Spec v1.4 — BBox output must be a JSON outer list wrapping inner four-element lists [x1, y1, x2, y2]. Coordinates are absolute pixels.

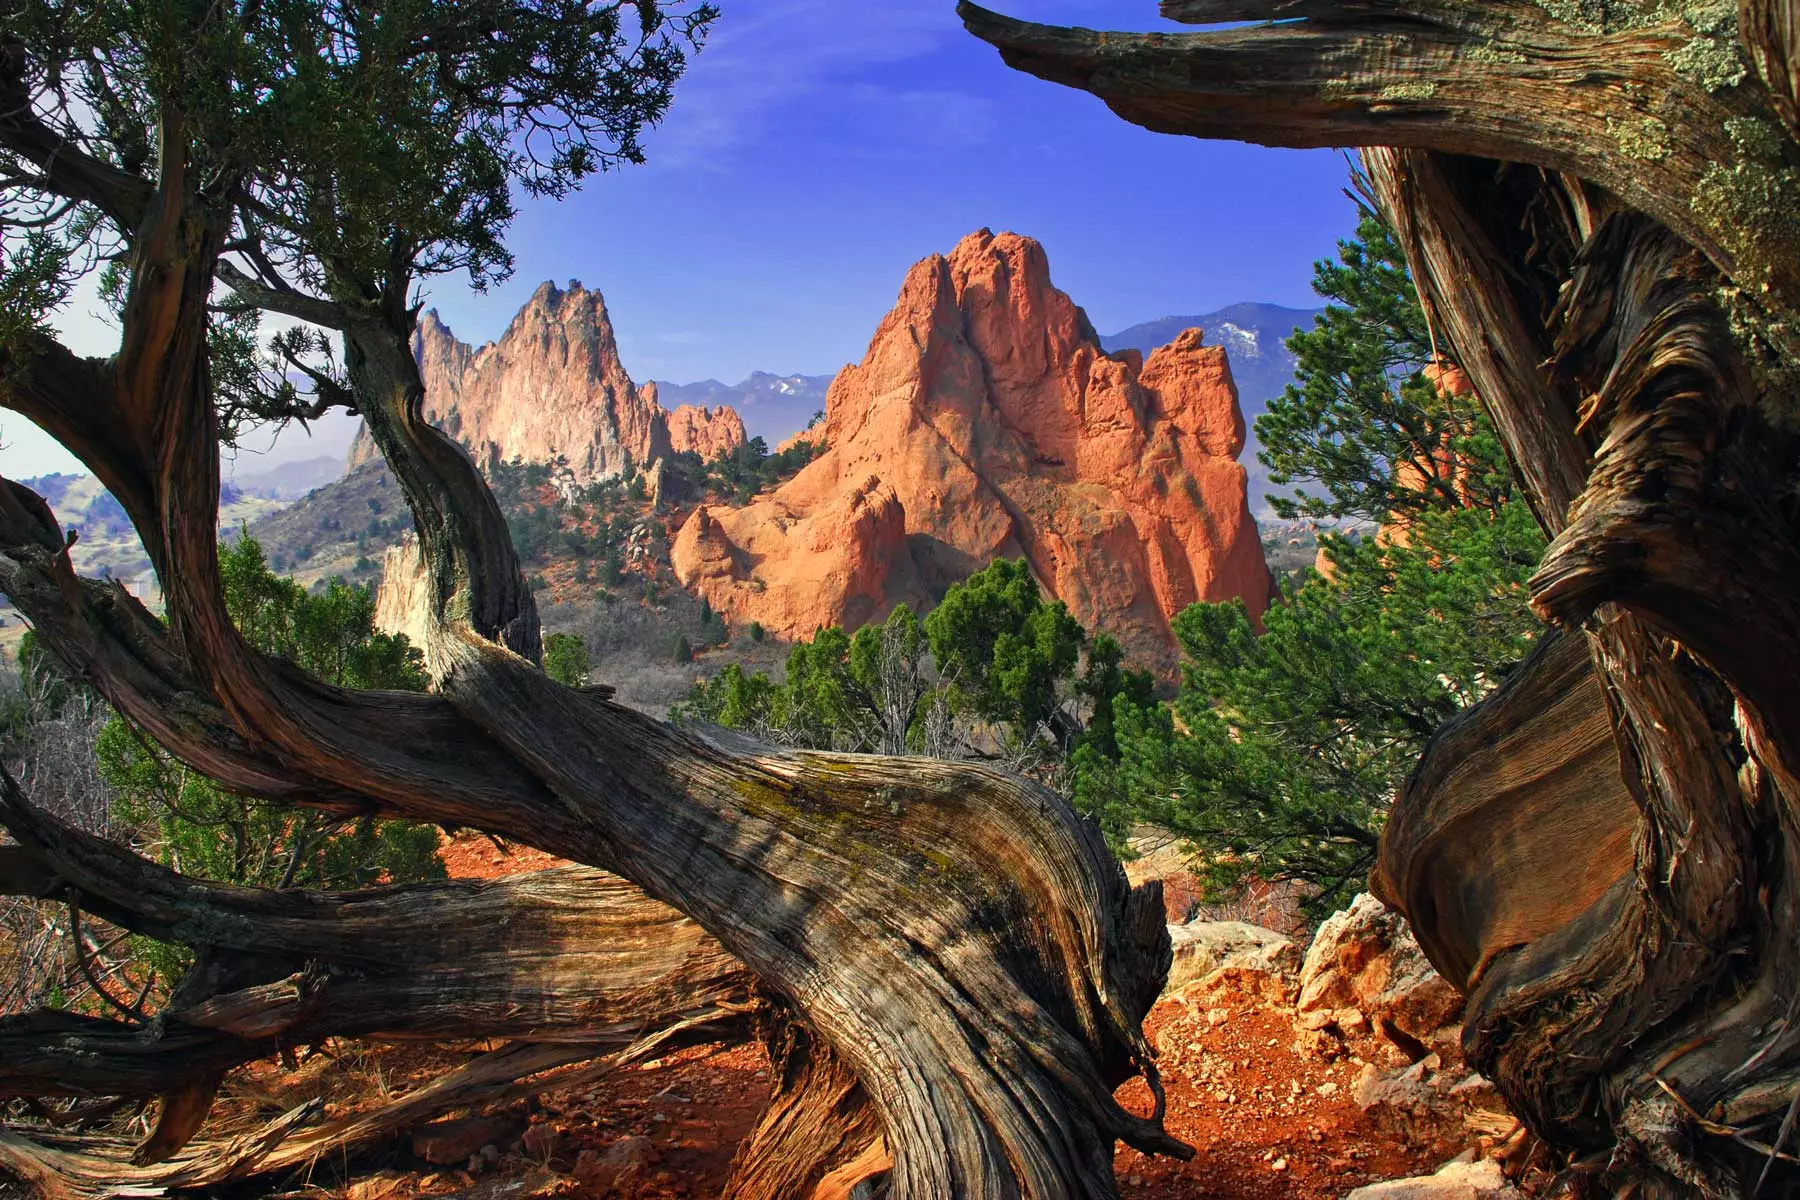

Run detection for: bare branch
[[215, 260, 348, 331], [0, 39, 153, 233], [956, 1, 1787, 301]]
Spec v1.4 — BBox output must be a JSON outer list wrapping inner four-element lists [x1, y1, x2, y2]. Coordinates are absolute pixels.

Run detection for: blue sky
[[18, 1, 1357, 479]]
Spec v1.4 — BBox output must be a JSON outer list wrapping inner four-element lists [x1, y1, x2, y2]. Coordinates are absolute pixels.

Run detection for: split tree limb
[[956, 0, 1800, 317]]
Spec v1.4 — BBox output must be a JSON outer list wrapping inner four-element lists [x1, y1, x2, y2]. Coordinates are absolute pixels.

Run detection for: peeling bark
[[958, 1, 1800, 1192], [3, 13, 1187, 1195]]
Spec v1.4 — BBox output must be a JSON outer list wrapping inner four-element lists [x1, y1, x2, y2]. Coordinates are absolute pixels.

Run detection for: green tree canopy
[[1076, 504, 1545, 909], [2, 0, 716, 437], [544, 631, 592, 687], [1073, 201, 1547, 911], [924, 558, 1085, 747], [99, 537, 441, 903], [677, 570, 1148, 770], [1255, 188, 1513, 526]]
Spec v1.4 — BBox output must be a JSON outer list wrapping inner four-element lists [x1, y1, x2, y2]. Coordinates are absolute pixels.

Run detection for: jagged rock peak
[[347, 281, 746, 481], [672, 229, 1271, 678]]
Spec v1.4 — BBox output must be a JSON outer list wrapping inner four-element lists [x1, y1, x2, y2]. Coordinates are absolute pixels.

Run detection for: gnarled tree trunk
[[959, 1, 1800, 1192], [0, 36, 1188, 1194]]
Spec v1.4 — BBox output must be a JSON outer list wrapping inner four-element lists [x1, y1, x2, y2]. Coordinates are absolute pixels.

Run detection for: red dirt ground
[[302, 835, 1460, 1199]]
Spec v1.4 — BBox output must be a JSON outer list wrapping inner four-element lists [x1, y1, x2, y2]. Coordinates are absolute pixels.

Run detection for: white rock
[[1344, 1157, 1522, 1200], [1163, 920, 1299, 996], [1296, 893, 1462, 1060]]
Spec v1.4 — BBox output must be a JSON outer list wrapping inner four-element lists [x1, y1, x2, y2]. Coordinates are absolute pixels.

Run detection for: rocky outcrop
[[775, 416, 826, 457], [372, 534, 431, 654], [347, 282, 745, 480], [1346, 1157, 1522, 1200], [1296, 893, 1464, 1064], [669, 230, 1271, 675], [1163, 921, 1299, 996], [657, 392, 748, 460], [671, 476, 908, 635]]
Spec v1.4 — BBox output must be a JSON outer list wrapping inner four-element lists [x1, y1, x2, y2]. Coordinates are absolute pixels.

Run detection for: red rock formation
[[672, 477, 907, 636], [346, 282, 745, 479], [670, 229, 1271, 676], [775, 417, 826, 457], [657, 392, 749, 460], [1380, 360, 1485, 550]]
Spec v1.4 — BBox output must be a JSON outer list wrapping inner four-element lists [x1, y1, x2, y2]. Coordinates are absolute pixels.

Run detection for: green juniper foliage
[[1256, 192, 1513, 526], [676, 564, 1146, 764], [1072, 505, 1544, 910], [544, 631, 592, 687], [1, 0, 717, 441], [924, 558, 1086, 749], [99, 538, 443, 919], [1070, 199, 1546, 911]]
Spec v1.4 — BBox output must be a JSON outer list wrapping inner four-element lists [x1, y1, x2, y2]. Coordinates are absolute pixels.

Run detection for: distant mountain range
[[14, 473, 287, 608], [1102, 302, 1324, 516], [226, 454, 346, 500], [649, 372, 834, 447], [645, 306, 1323, 462], [1101, 302, 1321, 417]]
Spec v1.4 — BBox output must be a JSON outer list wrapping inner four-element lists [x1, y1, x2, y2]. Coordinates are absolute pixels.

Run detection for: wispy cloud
[[832, 84, 1001, 156], [645, 1, 953, 165]]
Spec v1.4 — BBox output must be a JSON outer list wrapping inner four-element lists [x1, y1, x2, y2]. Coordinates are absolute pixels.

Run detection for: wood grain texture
[[956, 0, 1800, 309], [952, 2, 1800, 1191], [1377, 629, 1637, 993]]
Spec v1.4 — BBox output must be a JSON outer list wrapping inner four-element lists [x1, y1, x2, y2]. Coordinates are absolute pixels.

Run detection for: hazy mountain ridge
[[8, 474, 288, 612], [226, 455, 347, 500]]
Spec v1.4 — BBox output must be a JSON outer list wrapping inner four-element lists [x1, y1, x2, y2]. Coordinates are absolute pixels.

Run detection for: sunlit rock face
[[657, 393, 748, 461], [347, 282, 744, 481], [671, 229, 1271, 677]]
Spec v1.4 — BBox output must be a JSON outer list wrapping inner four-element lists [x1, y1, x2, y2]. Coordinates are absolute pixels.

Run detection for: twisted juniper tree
[[962, 0, 1800, 1194], [0, 2, 1185, 1196]]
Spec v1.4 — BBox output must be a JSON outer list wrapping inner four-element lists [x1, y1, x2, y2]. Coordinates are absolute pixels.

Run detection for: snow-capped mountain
[[649, 371, 834, 446], [1101, 303, 1325, 518]]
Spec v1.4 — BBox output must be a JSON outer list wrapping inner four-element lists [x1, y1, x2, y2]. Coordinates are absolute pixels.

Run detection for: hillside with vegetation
[[11, 0, 1796, 1192]]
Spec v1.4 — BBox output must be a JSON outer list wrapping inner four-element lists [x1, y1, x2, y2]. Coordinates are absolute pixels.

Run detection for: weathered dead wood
[[0, 1034, 713, 1200], [0, 785, 757, 1184], [0, 1100, 320, 1200], [1367, 151, 1784, 1193], [1741, 0, 1800, 138], [726, 1015, 888, 1199], [958, 2, 1800, 1192], [957, 1, 1800, 311], [1375, 629, 1637, 993], [0, 788, 755, 1073], [434, 642, 1189, 1198]]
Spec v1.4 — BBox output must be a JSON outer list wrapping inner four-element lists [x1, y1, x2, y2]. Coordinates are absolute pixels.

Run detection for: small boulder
[[1166, 920, 1299, 993], [1349, 1056, 1512, 1149], [1352, 1059, 1438, 1116], [1344, 1157, 1522, 1199], [410, 1113, 526, 1166], [576, 1134, 656, 1190], [1297, 893, 1462, 1062], [520, 1120, 560, 1163]]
